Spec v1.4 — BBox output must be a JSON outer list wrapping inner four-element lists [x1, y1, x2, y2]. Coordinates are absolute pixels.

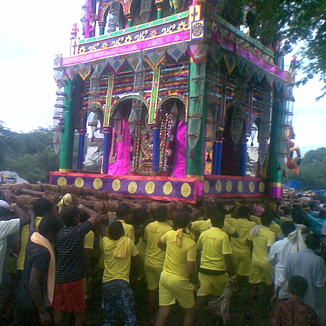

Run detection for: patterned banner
[[148, 66, 161, 125], [104, 74, 115, 127]]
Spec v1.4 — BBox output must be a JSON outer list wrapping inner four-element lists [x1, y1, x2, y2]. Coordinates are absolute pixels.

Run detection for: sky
[[0, 1, 325, 156]]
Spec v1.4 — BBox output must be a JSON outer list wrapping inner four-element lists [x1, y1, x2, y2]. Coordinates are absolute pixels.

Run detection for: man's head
[[261, 210, 273, 227], [109, 221, 124, 240], [208, 205, 227, 228], [0, 207, 14, 221], [281, 221, 296, 237], [237, 205, 250, 220], [38, 214, 62, 242], [173, 212, 191, 229], [288, 275, 308, 299], [33, 198, 54, 217], [305, 233, 320, 251], [60, 206, 81, 227], [116, 203, 132, 221], [152, 205, 167, 222]]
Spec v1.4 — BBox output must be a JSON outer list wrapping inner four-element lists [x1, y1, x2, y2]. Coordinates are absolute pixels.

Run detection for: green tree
[[288, 147, 326, 189], [0, 126, 59, 183]]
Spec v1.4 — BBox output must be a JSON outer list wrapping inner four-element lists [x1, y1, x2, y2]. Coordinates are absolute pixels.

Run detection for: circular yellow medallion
[[215, 180, 222, 193], [128, 181, 138, 194], [181, 183, 191, 198], [163, 182, 173, 195], [74, 177, 84, 188], [259, 182, 265, 193], [226, 180, 233, 193], [249, 181, 255, 193], [204, 180, 210, 193], [237, 180, 243, 193], [145, 181, 155, 194], [112, 179, 121, 192], [93, 178, 103, 190], [57, 177, 67, 186]]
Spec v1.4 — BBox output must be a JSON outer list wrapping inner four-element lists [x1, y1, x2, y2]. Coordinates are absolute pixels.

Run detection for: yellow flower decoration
[[128, 181, 138, 194], [226, 180, 233, 193], [259, 182, 265, 193], [163, 182, 173, 195], [93, 178, 103, 190], [249, 181, 255, 193], [181, 183, 191, 198], [75, 177, 84, 188], [112, 179, 121, 192], [237, 181, 243, 193], [204, 180, 210, 193], [145, 181, 155, 194], [215, 180, 222, 192], [57, 177, 67, 186]]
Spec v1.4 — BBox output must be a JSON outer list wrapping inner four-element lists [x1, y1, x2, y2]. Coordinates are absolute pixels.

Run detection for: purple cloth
[[172, 121, 187, 177], [108, 119, 131, 175]]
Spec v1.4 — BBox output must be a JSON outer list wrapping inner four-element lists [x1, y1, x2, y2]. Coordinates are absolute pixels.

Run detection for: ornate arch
[[98, 0, 132, 25], [158, 95, 188, 121]]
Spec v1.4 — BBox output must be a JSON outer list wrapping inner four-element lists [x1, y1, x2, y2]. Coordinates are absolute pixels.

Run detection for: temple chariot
[[51, 0, 295, 203]]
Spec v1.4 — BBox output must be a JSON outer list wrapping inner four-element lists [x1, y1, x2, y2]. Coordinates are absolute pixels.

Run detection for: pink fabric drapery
[[172, 121, 187, 177], [108, 119, 131, 175]]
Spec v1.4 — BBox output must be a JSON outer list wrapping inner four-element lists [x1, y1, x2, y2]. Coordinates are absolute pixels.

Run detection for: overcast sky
[[0, 0, 325, 155]]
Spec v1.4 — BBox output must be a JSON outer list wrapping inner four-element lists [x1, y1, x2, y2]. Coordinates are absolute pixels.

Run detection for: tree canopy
[[288, 147, 326, 189], [222, 0, 326, 97], [0, 122, 58, 183]]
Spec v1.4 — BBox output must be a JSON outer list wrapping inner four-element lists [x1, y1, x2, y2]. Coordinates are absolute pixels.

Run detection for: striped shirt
[[55, 221, 92, 283]]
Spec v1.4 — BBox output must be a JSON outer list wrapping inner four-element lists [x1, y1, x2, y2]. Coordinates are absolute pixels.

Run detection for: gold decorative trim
[[57, 177, 67, 186]]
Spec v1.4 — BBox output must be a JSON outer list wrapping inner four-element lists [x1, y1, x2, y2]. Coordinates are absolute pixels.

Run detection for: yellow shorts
[[159, 271, 195, 308], [249, 261, 273, 285], [197, 272, 228, 297], [232, 252, 251, 277], [145, 265, 162, 291]]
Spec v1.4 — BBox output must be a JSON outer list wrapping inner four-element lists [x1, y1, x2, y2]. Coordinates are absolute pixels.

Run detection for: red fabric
[[52, 280, 86, 312]]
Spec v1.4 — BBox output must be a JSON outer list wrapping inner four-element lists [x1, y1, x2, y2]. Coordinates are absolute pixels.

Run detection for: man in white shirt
[[269, 221, 306, 300]]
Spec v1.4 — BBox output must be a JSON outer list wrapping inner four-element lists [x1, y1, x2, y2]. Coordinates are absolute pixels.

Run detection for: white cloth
[[269, 228, 306, 288], [0, 219, 20, 283], [0, 200, 10, 208]]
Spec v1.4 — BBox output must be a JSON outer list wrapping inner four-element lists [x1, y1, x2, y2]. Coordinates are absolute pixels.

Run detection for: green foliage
[[0, 122, 58, 183], [288, 147, 326, 189], [220, 0, 326, 98]]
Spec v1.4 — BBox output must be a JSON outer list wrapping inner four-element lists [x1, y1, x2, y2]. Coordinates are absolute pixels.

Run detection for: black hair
[[261, 210, 273, 227], [60, 206, 80, 227], [210, 206, 227, 228], [152, 205, 167, 222], [38, 214, 62, 236], [281, 221, 296, 237], [288, 275, 308, 298], [237, 205, 250, 219], [132, 207, 149, 226], [109, 221, 124, 240], [0, 207, 14, 220], [116, 203, 131, 219], [173, 212, 191, 229], [305, 233, 320, 251], [33, 198, 53, 217]]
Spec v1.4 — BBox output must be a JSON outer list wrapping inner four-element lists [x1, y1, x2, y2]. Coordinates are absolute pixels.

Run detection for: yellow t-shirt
[[250, 215, 262, 225], [84, 231, 95, 249], [144, 221, 172, 268], [17, 216, 43, 271], [191, 219, 235, 236], [248, 226, 275, 264], [17, 224, 30, 271], [161, 230, 197, 279], [101, 236, 139, 283], [269, 221, 282, 239], [117, 220, 135, 242], [197, 227, 232, 271], [227, 218, 256, 254]]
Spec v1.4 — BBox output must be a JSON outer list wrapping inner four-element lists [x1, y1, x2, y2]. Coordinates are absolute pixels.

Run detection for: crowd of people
[[0, 188, 325, 326]]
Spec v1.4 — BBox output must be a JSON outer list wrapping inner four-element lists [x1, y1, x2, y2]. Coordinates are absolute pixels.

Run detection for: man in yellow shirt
[[102, 221, 141, 326], [226, 205, 256, 287], [196, 206, 235, 317], [248, 211, 275, 300], [16, 198, 54, 279], [115, 203, 135, 241], [143, 205, 172, 315], [155, 213, 198, 326]]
